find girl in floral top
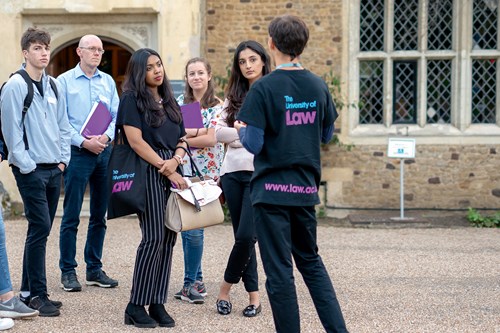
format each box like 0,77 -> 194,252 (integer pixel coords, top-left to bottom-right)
176,94 -> 224,178
174,57 -> 224,304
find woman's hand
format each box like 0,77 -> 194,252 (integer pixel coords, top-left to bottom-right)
158,158 -> 179,176
234,120 -> 247,132
167,172 -> 188,190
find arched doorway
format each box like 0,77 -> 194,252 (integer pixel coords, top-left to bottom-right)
47,39 -> 132,92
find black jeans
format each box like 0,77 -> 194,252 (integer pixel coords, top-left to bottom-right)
220,171 -> 258,292
254,203 -> 348,333
12,165 -> 62,297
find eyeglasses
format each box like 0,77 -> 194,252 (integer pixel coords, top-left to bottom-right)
80,46 -> 105,55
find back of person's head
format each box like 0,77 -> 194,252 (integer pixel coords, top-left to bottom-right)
123,48 -> 181,125
21,27 -> 51,51
182,57 -> 219,109
268,15 -> 309,60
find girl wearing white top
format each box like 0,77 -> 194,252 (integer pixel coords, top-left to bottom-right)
215,41 -> 271,317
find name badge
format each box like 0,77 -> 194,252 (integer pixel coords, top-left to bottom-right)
99,95 -> 110,104
47,97 -> 57,104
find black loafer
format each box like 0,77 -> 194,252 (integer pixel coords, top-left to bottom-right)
216,299 -> 232,315
243,304 -> 261,317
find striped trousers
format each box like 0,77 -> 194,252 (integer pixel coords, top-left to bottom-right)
130,150 -> 177,305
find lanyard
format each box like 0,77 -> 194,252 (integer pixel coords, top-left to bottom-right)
275,62 -> 302,70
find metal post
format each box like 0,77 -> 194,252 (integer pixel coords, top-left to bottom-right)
400,159 -> 404,219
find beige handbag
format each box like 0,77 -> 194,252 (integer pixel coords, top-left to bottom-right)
165,179 -> 224,232
164,145 -> 224,232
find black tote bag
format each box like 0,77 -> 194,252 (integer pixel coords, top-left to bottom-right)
107,129 -> 147,219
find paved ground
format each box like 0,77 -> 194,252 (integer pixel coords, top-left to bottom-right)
2,215 -> 499,333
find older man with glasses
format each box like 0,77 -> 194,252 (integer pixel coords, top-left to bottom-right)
57,34 -> 119,292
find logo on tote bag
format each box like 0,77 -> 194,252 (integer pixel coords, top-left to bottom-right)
111,170 -> 136,193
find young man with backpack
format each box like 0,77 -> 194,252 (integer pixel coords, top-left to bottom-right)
0,27 -> 71,317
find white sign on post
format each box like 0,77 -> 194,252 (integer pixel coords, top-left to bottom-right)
387,138 -> 416,159
387,138 -> 416,221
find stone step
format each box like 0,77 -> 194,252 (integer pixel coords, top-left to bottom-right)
56,196 -> 90,218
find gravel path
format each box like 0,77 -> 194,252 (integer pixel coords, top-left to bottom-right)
3,218 -> 499,333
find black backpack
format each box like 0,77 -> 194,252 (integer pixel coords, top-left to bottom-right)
0,70 -> 58,161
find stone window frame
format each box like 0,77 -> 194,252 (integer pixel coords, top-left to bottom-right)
347,0 -> 500,145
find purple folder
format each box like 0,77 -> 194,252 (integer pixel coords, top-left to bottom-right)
79,101 -> 112,138
180,101 -> 204,128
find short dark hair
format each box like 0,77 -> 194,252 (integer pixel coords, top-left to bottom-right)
21,27 -> 51,51
268,15 -> 309,60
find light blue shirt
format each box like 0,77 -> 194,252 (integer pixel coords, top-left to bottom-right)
57,63 -> 119,147
0,69 -> 72,173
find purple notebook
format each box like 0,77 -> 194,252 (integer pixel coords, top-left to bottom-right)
180,101 -> 204,128
79,101 -> 112,138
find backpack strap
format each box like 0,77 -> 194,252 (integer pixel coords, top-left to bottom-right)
11,70 -> 34,151
9,71 -> 58,151
49,78 -> 59,99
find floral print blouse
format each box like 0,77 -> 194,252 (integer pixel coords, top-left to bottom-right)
177,94 -> 224,178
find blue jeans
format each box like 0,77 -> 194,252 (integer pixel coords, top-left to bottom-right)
12,165 -> 62,297
180,228 -> 204,286
0,208 -> 13,295
59,146 -> 111,275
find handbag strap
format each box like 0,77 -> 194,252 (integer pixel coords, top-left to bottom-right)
188,187 -> 202,212
175,142 -> 204,181
114,127 -> 126,146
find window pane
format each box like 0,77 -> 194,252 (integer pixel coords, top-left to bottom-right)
359,61 -> 384,124
472,59 -> 497,123
360,0 -> 385,51
393,61 -> 417,123
473,0 -> 498,50
428,0 -> 453,50
394,0 -> 419,50
427,60 -> 452,123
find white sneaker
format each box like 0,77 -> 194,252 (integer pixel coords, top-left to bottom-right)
0,318 -> 14,331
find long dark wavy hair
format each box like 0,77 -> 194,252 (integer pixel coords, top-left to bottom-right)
122,48 -> 182,127
225,40 -> 271,127
182,57 -> 220,109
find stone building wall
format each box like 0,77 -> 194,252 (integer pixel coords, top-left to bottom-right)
203,0 -> 500,216
322,145 -> 500,215
203,0 -> 343,83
